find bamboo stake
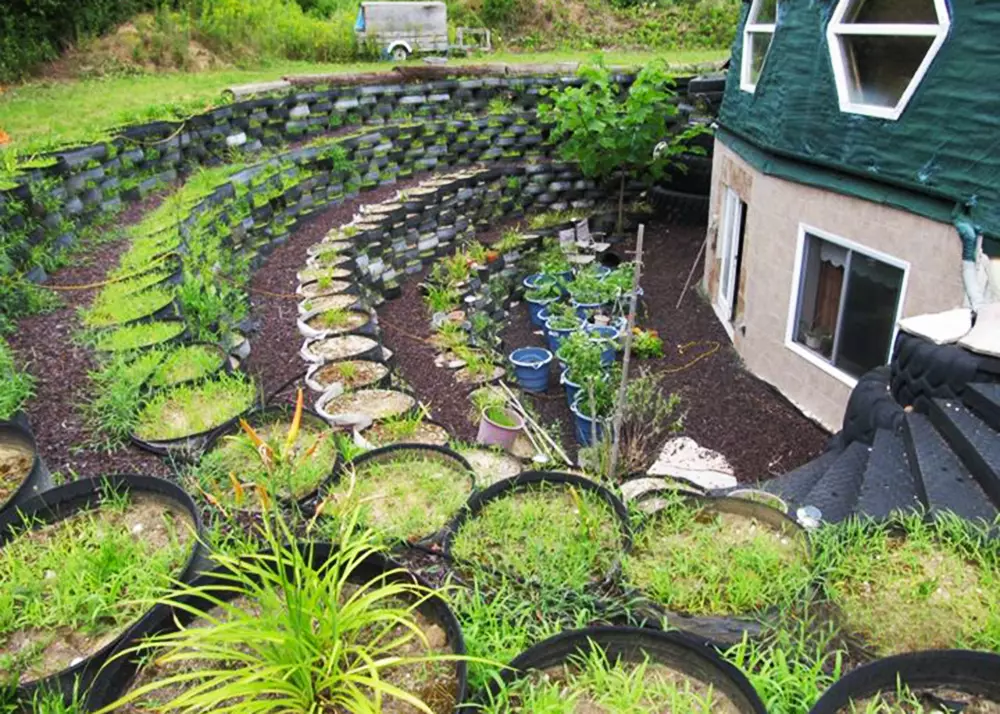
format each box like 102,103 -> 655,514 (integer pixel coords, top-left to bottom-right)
499,381 -> 572,466
588,382 -> 598,449
676,235 -> 707,310
608,224 -> 645,481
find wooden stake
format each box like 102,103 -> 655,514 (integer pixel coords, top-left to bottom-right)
499,381 -> 573,465
587,381 -> 598,449
676,235 -> 707,310
608,224 -> 645,481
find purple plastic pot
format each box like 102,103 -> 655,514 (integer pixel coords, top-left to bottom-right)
476,407 -> 525,452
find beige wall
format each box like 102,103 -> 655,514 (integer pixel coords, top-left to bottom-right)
702,139 -> 965,431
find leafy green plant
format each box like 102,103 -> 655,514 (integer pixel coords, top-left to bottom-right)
494,229 -> 525,254
424,284 -> 461,315
487,96 -> 513,115
573,367 -> 618,419
538,58 -> 707,233
632,327 -> 664,359
567,270 -> 618,305
0,338 -> 34,419
93,320 -> 185,353
98,503 -> 465,713
147,344 -> 225,389
86,349 -> 166,449
524,279 -> 562,302
556,331 -> 605,384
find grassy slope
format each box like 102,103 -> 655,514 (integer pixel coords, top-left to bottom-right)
0,49 -> 725,153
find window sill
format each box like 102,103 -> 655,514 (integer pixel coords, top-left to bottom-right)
784,340 -> 859,389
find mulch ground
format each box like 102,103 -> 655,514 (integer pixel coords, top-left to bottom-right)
9,181 -> 828,486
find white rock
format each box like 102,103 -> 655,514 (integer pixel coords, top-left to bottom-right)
646,436 -> 737,491
132,523 -> 144,535
898,308 -> 973,345
225,132 -> 248,148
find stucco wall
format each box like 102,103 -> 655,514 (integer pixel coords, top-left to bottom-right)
703,138 -> 966,431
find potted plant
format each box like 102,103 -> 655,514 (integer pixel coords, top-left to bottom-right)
557,331 -> 607,408
524,279 -> 563,327
570,370 -> 618,447
474,391 -> 524,452
544,302 -> 583,353
508,347 -> 554,393
802,322 -> 832,352
567,269 -> 619,319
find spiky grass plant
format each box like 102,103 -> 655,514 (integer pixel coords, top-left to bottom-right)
98,496 -> 466,714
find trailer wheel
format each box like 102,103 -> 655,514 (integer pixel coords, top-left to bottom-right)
390,45 -> 410,61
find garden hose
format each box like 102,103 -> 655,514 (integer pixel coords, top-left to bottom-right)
661,340 -> 720,374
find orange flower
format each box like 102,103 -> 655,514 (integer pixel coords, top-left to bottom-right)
0,129 -> 10,146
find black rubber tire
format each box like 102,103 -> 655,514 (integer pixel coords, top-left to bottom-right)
840,366 -> 905,447
648,186 -> 710,225
477,627 -> 768,714
0,419 -> 51,515
85,543 -> 468,712
891,332 -> 1000,415
0,474 -> 204,707
807,649 -> 1000,714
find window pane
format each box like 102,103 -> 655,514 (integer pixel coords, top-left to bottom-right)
794,234 -> 844,360
753,0 -> 777,24
834,255 -> 904,379
842,35 -> 935,108
845,0 -> 937,24
747,31 -> 773,85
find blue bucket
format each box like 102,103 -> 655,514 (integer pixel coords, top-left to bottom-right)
526,295 -> 557,327
537,306 -> 554,335
561,368 -> 581,408
587,325 -> 619,366
523,273 -> 556,290
571,299 -> 608,320
509,347 -> 553,392
570,397 -> 606,447
593,265 -> 612,279
545,318 -> 578,353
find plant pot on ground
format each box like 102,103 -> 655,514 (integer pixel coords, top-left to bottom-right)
316,388 -> 417,427
131,373 -> 258,455
297,293 -> 361,318
84,515 -> 468,714
622,492 -> 812,620
524,281 -> 562,328
0,420 -> 47,515
812,513 -> 1000,656
445,472 -> 630,591
146,343 -> 228,391
298,307 -> 373,340
569,369 -> 618,447
361,405 -> 451,448
305,359 -> 390,394
319,444 -> 475,545
479,627 -> 766,714
544,309 -> 583,354
0,475 -> 201,704
300,334 -> 383,364
189,394 -> 339,513
93,320 -> 186,354
476,405 -> 524,452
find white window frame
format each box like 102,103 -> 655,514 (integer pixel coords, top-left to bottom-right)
714,186 -> 745,338
741,0 -> 777,93
827,0 -> 951,121
784,223 -> 910,387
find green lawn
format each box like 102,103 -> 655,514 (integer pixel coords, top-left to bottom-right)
0,49 -> 725,155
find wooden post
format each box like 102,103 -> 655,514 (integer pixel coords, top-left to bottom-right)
608,224 -> 645,481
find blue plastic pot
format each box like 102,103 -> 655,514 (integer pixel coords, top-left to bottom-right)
570,397 -> 606,447
593,265 -> 612,279
545,318 -> 580,353
537,306 -> 554,335
571,299 -> 609,320
587,325 -> 619,366
526,296 -> 558,327
509,347 -> 553,392
561,368 -> 581,408
523,273 -> 556,290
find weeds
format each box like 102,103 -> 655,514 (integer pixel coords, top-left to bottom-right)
0,338 -> 34,420
133,372 -> 257,442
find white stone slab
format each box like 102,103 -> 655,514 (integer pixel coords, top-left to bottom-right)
898,308 -> 973,345
646,436 -> 737,491
960,302 -> 1000,357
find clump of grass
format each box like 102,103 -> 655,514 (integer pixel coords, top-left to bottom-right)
93,320 -> 185,353
87,350 -> 166,450
0,487 -> 194,683
811,513 -> 1000,655
134,373 -> 257,442
83,286 -> 175,328
621,492 -> 811,617
449,483 -> 623,591
320,453 -> 473,544
0,337 -> 34,419
147,344 -> 225,389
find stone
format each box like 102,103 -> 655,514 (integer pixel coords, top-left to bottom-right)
898,308 -> 973,345
646,437 -> 737,491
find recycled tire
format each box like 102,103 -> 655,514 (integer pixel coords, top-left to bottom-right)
840,366 -> 905,447
85,543 -> 468,712
890,332 -> 1000,414
807,650 -> 1000,714
0,474 -> 204,707
477,627 -> 767,714
0,419 -> 51,516
143,342 -> 231,392
130,412 -> 245,461
200,404 -> 339,510
442,471 -> 632,584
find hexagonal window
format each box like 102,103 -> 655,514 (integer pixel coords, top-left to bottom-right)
741,0 -> 779,93
827,0 -> 950,120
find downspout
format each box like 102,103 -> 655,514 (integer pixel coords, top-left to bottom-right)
954,214 -> 985,312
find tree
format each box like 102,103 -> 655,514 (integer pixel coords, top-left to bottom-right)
538,57 -> 706,234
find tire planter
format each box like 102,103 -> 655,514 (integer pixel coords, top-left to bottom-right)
297,293 -> 363,318
300,334 -> 383,364
196,405 -> 339,511
297,307 -> 374,340
807,650 -> 1000,714
363,418 -> 452,448
93,319 -> 187,354
327,444 -> 475,543
305,359 -> 391,394
316,388 -> 417,426
480,627 -> 767,714
0,474 -> 203,705
623,494 -> 812,623
890,331 -> 1000,414
0,420 -> 49,516
444,471 -> 631,588
85,544 -> 468,714
296,279 -> 359,300
145,343 -> 229,391
296,265 -> 354,284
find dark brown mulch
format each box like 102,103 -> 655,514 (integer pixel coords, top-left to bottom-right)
502,220 -> 831,483
8,191 -> 175,480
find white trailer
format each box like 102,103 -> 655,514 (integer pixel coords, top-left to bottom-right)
355,2 -> 450,61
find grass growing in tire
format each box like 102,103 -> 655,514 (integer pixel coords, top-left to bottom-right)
621,492 -> 812,617
811,513 -> 1000,656
449,483 -> 624,591
0,485 -> 195,684
133,372 -> 257,442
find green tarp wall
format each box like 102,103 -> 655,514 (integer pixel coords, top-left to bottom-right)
718,0 -> 1000,253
